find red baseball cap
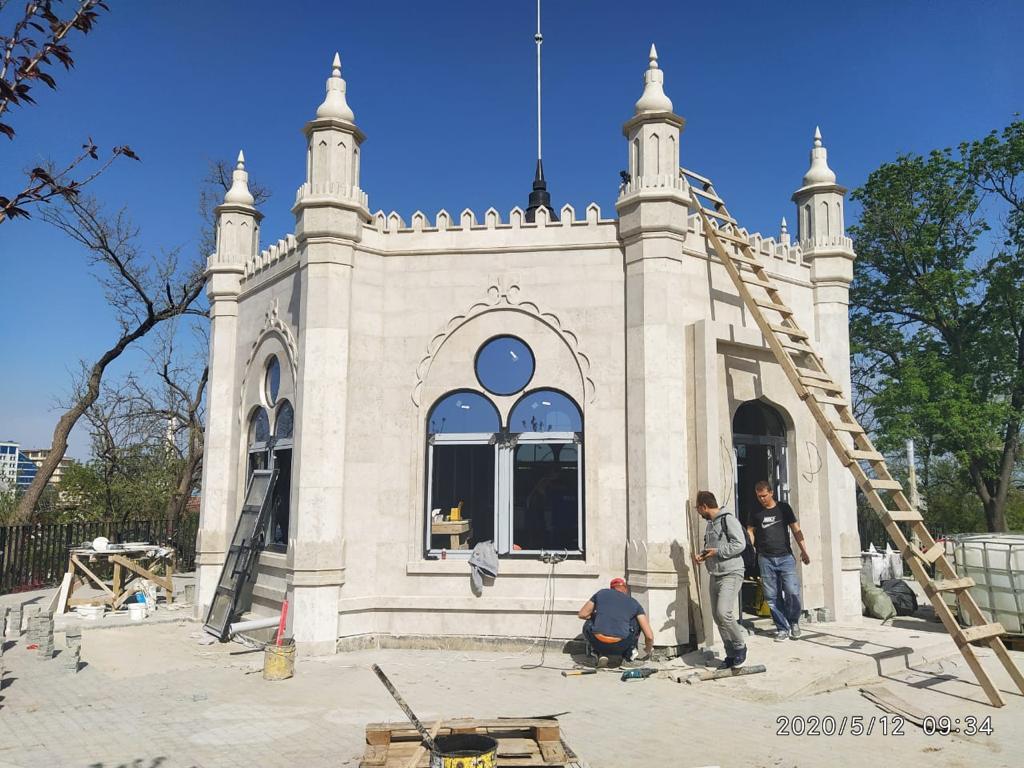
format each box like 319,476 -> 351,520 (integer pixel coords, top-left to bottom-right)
610,577 -> 627,589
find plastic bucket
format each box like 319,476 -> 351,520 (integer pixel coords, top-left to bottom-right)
429,734 -> 497,768
128,604 -> 147,621
263,639 -> 296,681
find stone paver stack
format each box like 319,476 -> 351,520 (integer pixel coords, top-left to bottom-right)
62,626 -> 82,673
6,603 -> 23,637
30,614 -> 55,660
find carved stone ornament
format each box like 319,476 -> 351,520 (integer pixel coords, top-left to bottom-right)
237,298 -> 299,423
412,276 -> 596,406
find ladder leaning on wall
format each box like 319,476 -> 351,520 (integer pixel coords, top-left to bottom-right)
680,165 -> 1024,708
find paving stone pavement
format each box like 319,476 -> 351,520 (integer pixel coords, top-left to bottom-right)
0,619 -> 1022,768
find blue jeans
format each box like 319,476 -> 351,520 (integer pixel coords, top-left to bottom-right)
582,619 -> 639,657
758,554 -> 801,631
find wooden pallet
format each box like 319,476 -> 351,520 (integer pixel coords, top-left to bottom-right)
680,165 -> 1024,708
360,718 -> 580,768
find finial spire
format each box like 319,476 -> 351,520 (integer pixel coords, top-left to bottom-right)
802,124 -> 836,186
780,216 -> 791,245
223,149 -> 255,206
315,51 -> 355,122
780,216 -> 788,234
525,0 -> 557,223
535,0 -> 543,163
634,42 -> 673,114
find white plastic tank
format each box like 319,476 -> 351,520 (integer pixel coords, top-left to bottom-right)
944,534 -> 1024,635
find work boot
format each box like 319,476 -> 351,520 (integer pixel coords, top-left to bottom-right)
596,655 -> 609,669
790,623 -> 802,639
717,657 -> 735,670
774,629 -> 790,642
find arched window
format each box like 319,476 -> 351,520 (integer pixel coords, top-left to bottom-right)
426,391 -> 500,551
733,399 -> 790,527
508,390 -> 582,433
424,369 -> 585,559
266,400 -> 295,549
248,408 -> 270,475
506,390 -> 582,554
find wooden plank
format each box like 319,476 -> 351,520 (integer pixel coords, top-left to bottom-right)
795,367 -> 830,381
740,275 -> 777,291
847,449 -> 884,461
680,166 -> 713,185
690,186 -> 724,205
909,541 -> 946,564
885,509 -> 923,523
769,323 -> 808,339
799,377 -> 844,392
70,555 -> 115,598
811,394 -> 849,407
929,577 -> 975,593
702,208 -> 737,225
403,720 -> 442,768
868,478 -> 903,490
957,623 -> 1006,645
753,298 -> 794,314
831,421 -> 866,434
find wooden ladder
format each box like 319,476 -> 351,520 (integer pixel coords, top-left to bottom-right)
680,166 -> 1024,707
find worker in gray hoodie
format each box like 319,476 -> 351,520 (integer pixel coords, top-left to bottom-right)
693,490 -> 749,669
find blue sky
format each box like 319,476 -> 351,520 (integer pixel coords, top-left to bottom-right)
1,0 -> 1022,460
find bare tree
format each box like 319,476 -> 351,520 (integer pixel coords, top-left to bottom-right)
1,0 -> 136,223
123,325 -> 208,530
14,193 -> 206,520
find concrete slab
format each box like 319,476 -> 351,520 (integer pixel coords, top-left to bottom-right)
0,614 -> 1021,767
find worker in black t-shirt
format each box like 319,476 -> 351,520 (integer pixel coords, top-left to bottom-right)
746,480 -> 811,641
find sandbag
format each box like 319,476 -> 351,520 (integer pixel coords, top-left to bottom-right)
861,580 -> 897,622
881,578 -> 919,617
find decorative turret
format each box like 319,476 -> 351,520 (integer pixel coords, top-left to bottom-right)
212,150 -> 261,269
293,52 -> 369,233
617,45 -> 686,202
779,217 -> 790,246
791,127 -> 850,251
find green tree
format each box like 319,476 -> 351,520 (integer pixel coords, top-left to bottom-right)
850,120 -> 1024,532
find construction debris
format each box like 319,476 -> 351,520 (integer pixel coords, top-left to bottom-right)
859,684 -> 930,728
674,664 -> 768,684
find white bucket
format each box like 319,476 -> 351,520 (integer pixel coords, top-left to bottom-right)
76,605 -> 105,621
128,603 -> 147,621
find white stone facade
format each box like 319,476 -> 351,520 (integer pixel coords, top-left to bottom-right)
196,49 -> 861,656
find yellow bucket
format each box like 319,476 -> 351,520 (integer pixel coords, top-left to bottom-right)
430,735 -> 497,768
263,640 -> 296,681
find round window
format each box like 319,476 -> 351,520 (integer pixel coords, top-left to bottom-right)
474,336 -> 535,396
265,356 -> 281,406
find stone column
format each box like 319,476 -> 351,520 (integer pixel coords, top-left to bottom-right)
195,154 -> 261,616
287,53 -> 368,654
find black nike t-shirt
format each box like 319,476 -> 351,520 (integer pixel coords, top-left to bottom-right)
748,501 -> 797,556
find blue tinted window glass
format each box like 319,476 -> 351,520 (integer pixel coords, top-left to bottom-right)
250,408 -> 270,445
475,336 -> 535,396
428,392 -> 500,434
508,390 -> 582,433
265,357 -> 281,406
275,401 -> 294,439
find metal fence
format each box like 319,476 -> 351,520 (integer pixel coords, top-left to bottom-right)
0,515 -> 199,595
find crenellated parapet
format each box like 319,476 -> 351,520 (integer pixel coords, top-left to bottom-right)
294,181 -> 369,212
243,233 -> 300,281
685,214 -> 807,270
369,202 -> 609,235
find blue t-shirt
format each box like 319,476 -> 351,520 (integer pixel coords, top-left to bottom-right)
590,588 -> 644,639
